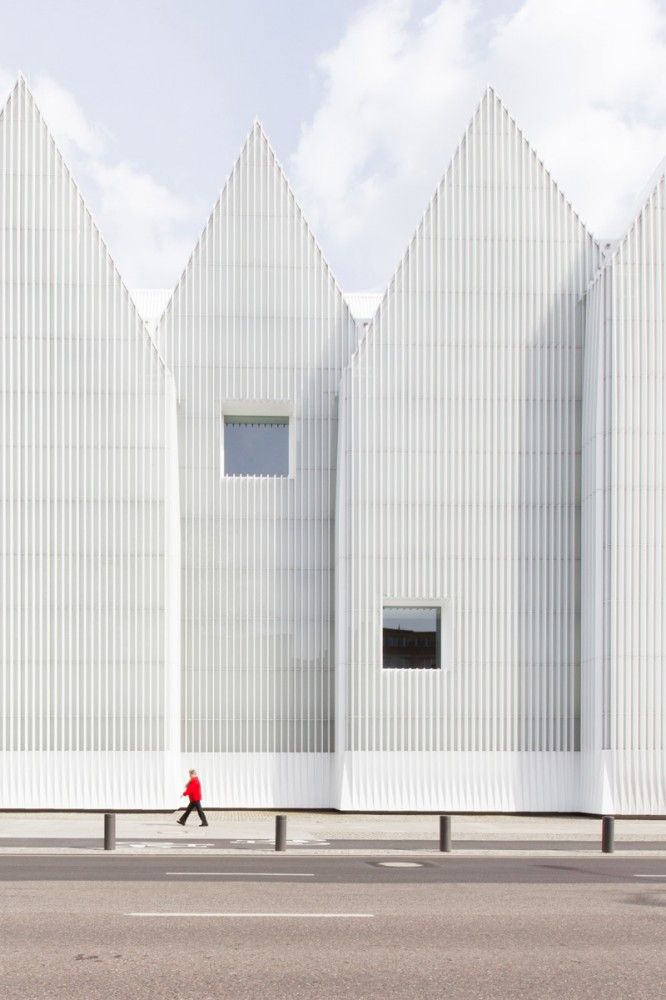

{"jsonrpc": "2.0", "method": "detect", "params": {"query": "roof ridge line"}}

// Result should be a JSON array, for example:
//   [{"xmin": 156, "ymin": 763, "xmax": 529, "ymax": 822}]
[
  {"xmin": 344, "ymin": 85, "xmax": 601, "ymax": 371},
  {"xmin": 0, "ymin": 74, "xmax": 173, "ymax": 376},
  {"xmin": 158, "ymin": 119, "xmax": 355, "ymax": 329}
]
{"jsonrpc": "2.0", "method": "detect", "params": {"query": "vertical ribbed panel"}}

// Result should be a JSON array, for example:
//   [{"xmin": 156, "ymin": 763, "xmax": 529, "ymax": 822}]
[
  {"xmin": 581, "ymin": 171, "xmax": 666, "ymax": 814},
  {"xmin": 336, "ymin": 88, "xmax": 601, "ymax": 810},
  {"xmin": 156, "ymin": 123, "xmax": 358, "ymax": 805},
  {"xmin": 2, "ymin": 78, "xmax": 662, "ymax": 814},
  {"xmin": 0, "ymin": 78, "xmax": 180, "ymax": 808}
]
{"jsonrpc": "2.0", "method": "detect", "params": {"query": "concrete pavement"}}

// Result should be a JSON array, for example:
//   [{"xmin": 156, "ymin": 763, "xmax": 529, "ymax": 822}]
[{"xmin": 1, "ymin": 811, "xmax": 665, "ymax": 856}]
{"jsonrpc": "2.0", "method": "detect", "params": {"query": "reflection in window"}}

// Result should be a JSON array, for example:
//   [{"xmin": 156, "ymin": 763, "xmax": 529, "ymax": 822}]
[
  {"xmin": 224, "ymin": 416, "xmax": 289, "ymax": 477},
  {"xmin": 382, "ymin": 606, "xmax": 441, "ymax": 670}
]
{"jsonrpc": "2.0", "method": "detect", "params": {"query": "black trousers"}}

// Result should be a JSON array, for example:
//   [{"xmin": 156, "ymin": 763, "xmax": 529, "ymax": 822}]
[{"xmin": 180, "ymin": 799, "xmax": 208, "ymax": 826}]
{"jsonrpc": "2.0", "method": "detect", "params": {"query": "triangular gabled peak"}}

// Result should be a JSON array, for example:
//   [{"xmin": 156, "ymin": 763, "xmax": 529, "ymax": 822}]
[
  {"xmin": 0, "ymin": 75, "xmax": 167, "ymax": 368},
  {"xmin": 156, "ymin": 119, "xmax": 357, "ymax": 376},
  {"xmin": 354, "ymin": 85, "xmax": 601, "ymax": 354}
]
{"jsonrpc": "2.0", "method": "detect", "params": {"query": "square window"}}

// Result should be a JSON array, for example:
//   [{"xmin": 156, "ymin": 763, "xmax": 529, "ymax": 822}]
[
  {"xmin": 223, "ymin": 416, "xmax": 290, "ymax": 477},
  {"xmin": 382, "ymin": 606, "xmax": 441, "ymax": 670}
]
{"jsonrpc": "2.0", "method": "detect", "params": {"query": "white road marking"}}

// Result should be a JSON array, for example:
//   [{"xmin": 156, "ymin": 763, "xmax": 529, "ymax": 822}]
[
  {"xmin": 127, "ymin": 912, "xmax": 374, "ymax": 918},
  {"xmin": 165, "ymin": 871, "xmax": 315, "ymax": 877},
  {"xmin": 229, "ymin": 839, "xmax": 330, "ymax": 846},
  {"xmin": 120, "ymin": 842, "xmax": 215, "ymax": 849},
  {"xmin": 633, "ymin": 874, "xmax": 666, "ymax": 878},
  {"xmin": 379, "ymin": 861, "xmax": 423, "ymax": 868}
]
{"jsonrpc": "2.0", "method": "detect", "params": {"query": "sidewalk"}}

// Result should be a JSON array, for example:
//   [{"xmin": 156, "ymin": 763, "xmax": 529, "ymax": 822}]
[{"xmin": 1, "ymin": 811, "xmax": 666, "ymax": 856}]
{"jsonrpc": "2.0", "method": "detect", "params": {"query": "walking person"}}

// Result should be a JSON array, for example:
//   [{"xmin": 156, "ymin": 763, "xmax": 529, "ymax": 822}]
[{"xmin": 177, "ymin": 769, "xmax": 209, "ymax": 827}]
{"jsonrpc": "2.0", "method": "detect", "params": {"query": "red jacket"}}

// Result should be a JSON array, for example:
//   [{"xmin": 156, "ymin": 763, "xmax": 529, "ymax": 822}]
[{"xmin": 184, "ymin": 777, "xmax": 202, "ymax": 801}]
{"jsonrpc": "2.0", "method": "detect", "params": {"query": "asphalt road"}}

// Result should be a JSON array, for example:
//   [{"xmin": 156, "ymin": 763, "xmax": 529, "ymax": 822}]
[
  {"xmin": 1, "ymin": 854, "xmax": 666, "ymax": 882},
  {"xmin": 3, "ymin": 857, "xmax": 666, "ymax": 999}
]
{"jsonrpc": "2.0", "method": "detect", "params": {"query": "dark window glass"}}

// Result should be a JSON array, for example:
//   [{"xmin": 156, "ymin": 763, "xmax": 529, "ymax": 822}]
[
  {"xmin": 382, "ymin": 606, "xmax": 440, "ymax": 670},
  {"xmin": 224, "ymin": 416, "xmax": 289, "ymax": 477}
]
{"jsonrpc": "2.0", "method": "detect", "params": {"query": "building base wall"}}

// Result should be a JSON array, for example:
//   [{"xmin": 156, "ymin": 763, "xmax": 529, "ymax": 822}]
[
  {"xmin": 185, "ymin": 753, "xmax": 333, "ymax": 809},
  {"xmin": 335, "ymin": 751, "xmax": 580, "ymax": 812},
  {"xmin": 2, "ymin": 749, "xmax": 665, "ymax": 813},
  {"xmin": 0, "ymin": 752, "xmax": 332, "ymax": 810},
  {"xmin": 579, "ymin": 749, "xmax": 666, "ymax": 815},
  {"xmin": 0, "ymin": 752, "xmax": 183, "ymax": 810}
]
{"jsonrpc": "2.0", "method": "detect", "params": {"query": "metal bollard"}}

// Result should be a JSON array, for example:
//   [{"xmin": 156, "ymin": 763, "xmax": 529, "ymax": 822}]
[
  {"xmin": 275, "ymin": 814, "xmax": 287, "ymax": 852},
  {"xmin": 104, "ymin": 813, "xmax": 116, "ymax": 851},
  {"xmin": 439, "ymin": 814, "xmax": 452, "ymax": 853},
  {"xmin": 601, "ymin": 815, "xmax": 615, "ymax": 854}
]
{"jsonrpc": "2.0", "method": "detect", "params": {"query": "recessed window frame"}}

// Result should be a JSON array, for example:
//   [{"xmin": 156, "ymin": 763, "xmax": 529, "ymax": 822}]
[
  {"xmin": 221, "ymin": 400, "xmax": 295, "ymax": 479},
  {"xmin": 381, "ymin": 599, "xmax": 449, "ymax": 672}
]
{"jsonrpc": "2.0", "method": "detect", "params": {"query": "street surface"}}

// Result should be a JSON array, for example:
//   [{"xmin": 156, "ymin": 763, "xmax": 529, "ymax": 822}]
[
  {"xmin": 2, "ymin": 854, "xmax": 666, "ymax": 882},
  {"xmin": 1, "ymin": 855, "xmax": 666, "ymax": 998}
]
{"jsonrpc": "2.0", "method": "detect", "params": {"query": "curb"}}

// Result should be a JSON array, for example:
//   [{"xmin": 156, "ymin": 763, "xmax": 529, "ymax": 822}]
[{"xmin": 1, "ymin": 848, "xmax": 666, "ymax": 859}]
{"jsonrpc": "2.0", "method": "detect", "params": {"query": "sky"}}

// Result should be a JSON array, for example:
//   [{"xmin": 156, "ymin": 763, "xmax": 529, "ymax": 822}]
[{"xmin": 2, "ymin": 0, "xmax": 666, "ymax": 292}]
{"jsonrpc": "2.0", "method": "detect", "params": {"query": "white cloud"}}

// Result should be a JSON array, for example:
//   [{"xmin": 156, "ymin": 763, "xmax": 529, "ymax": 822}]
[
  {"xmin": 88, "ymin": 158, "xmax": 198, "ymax": 289},
  {"xmin": 489, "ymin": 0, "xmax": 666, "ymax": 237},
  {"xmin": 292, "ymin": 0, "xmax": 666, "ymax": 289},
  {"xmin": 292, "ymin": 0, "xmax": 479, "ymax": 285},
  {"xmin": 5, "ymin": 4, "xmax": 666, "ymax": 293},
  {"xmin": 33, "ymin": 75, "xmax": 107, "ymax": 159},
  {"xmin": 2, "ymin": 73, "xmax": 199, "ymax": 289}
]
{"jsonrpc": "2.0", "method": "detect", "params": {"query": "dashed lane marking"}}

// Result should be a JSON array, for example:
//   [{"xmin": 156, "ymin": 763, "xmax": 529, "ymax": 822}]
[
  {"xmin": 122, "ymin": 842, "xmax": 216, "ymax": 849},
  {"xmin": 127, "ymin": 912, "xmax": 374, "ymax": 918},
  {"xmin": 165, "ymin": 871, "xmax": 315, "ymax": 877},
  {"xmin": 229, "ymin": 839, "xmax": 330, "ymax": 846}
]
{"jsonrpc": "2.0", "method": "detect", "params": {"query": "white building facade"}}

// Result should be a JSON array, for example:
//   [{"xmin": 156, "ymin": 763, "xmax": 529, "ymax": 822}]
[{"xmin": 1, "ymin": 78, "xmax": 665, "ymax": 812}]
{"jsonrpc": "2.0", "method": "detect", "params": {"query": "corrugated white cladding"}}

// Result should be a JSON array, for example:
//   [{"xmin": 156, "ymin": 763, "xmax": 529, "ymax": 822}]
[
  {"xmin": 581, "ymin": 169, "xmax": 666, "ymax": 815},
  {"xmin": 335, "ymin": 88, "xmax": 602, "ymax": 810},
  {"xmin": 156, "ymin": 122, "xmax": 358, "ymax": 805},
  {"xmin": 0, "ymin": 79, "xmax": 181, "ymax": 808}
]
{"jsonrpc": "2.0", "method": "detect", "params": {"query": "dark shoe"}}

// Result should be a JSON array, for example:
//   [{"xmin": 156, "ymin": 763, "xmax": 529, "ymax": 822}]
[
  {"xmin": 177, "ymin": 818, "xmax": 186, "ymax": 826},
  {"xmin": 200, "ymin": 823, "xmax": 209, "ymax": 827}
]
